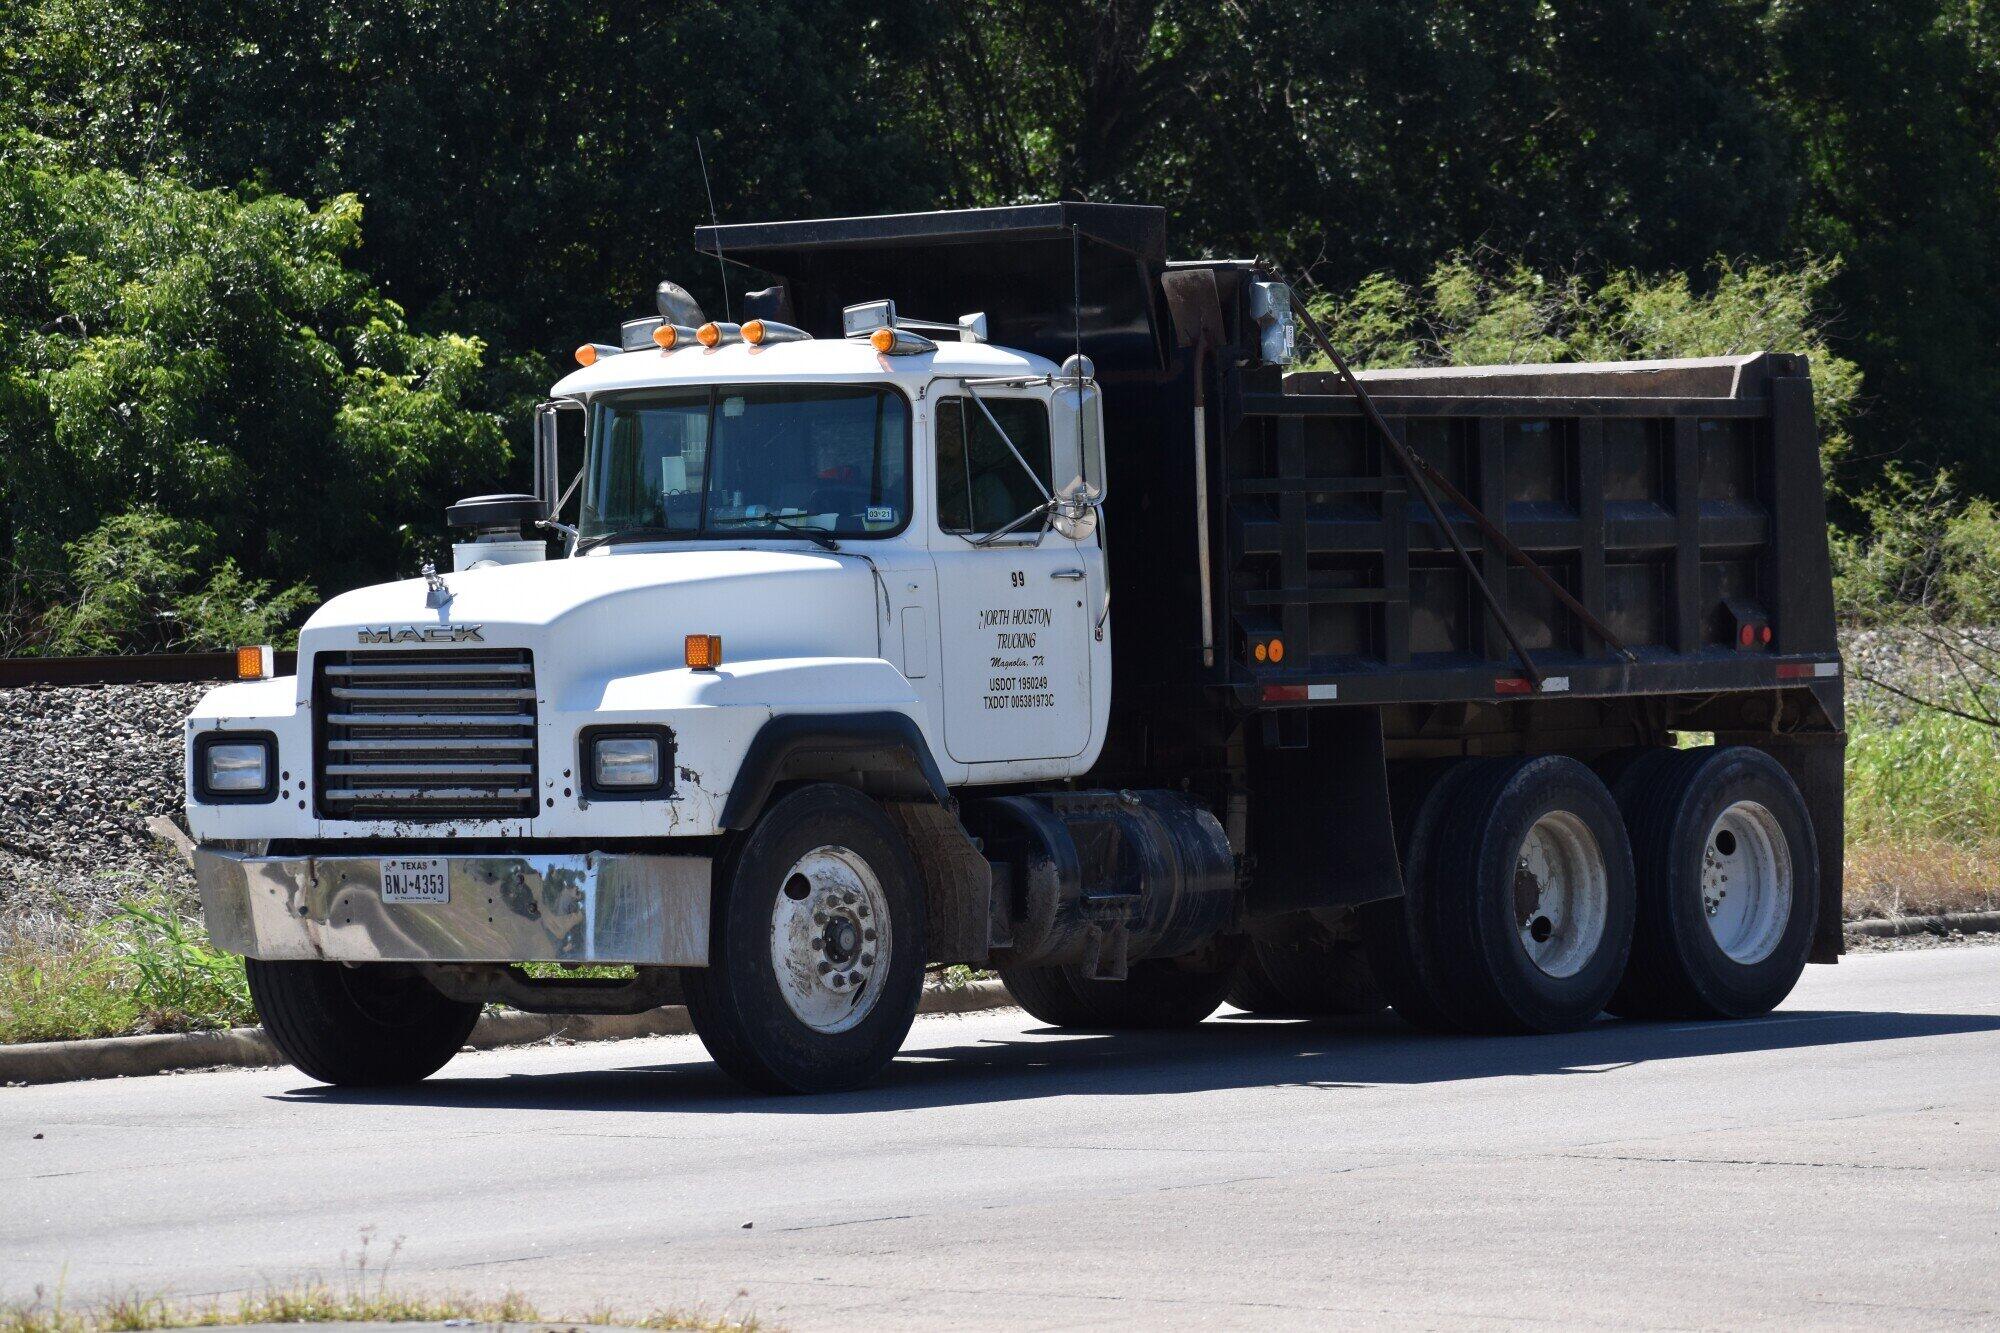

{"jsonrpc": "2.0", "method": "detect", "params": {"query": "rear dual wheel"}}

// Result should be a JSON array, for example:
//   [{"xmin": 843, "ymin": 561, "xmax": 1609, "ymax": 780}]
[
  {"xmin": 1226, "ymin": 917, "xmax": 1381, "ymax": 1017},
  {"xmin": 1002, "ymin": 958, "xmax": 1235, "ymax": 1029},
  {"xmin": 1363, "ymin": 746, "xmax": 1818, "ymax": 1035},
  {"xmin": 1607, "ymin": 746, "xmax": 1819, "ymax": 1020},
  {"xmin": 1365, "ymin": 755, "xmax": 1638, "ymax": 1033}
]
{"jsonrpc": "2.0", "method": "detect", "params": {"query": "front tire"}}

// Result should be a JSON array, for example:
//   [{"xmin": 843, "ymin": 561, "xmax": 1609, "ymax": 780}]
[
  {"xmin": 683, "ymin": 784, "xmax": 926, "ymax": 1094},
  {"xmin": 246, "ymin": 959, "xmax": 481, "ymax": 1087}
]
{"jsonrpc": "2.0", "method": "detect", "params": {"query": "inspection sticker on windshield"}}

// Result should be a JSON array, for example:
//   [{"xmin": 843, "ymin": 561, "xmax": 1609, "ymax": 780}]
[
  {"xmin": 380, "ymin": 857, "xmax": 449, "ymax": 903},
  {"xmin": 866, "ymin": 506, "xmax": 897, "ymax": 524}
]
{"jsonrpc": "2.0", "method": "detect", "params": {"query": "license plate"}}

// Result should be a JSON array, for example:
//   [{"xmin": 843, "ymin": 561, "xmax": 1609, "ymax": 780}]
[{"xmin": 380, "ymin": 857, "xmax": 449, "ymax": 903}]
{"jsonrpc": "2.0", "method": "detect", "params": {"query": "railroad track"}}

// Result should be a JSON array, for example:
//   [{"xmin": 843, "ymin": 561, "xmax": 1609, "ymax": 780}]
[{"xmin": 0, "ymin": 652, "xmax": 298, "ymax": 688}]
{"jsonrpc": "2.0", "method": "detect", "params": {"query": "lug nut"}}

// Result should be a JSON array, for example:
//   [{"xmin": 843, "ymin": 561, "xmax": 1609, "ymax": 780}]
[
  {"xmin": 831, "ymin": 973, "xmax": 847, "ymax": 987},
  {"xmin": 860, "ymin": 953, "xmax": 873, "ymax": 967},
  {"xmin": 863, "ymin": 928, "xmax": 877, "ymax": 942},
  {"xmin": 818, "ymin": 961, "xmax": 832, "ymax": 974}
]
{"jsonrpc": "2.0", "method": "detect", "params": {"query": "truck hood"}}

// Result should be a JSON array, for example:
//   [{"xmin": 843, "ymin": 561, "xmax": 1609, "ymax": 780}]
[{"xmin": 301, "ymin": 548, "xmax": 882, "ymax": 680}]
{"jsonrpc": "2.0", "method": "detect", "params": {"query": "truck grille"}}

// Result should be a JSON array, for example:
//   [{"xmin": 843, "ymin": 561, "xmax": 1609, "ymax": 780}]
[{"xmin": 313, "ymin": 649, "xmax": 538, "ymax": 821}]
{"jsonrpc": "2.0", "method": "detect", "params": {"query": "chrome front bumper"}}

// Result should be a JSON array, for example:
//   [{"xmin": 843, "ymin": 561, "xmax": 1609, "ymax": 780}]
[{"xmin": 196, "ymin": 848, "xmax": 710, "ymax": 966}]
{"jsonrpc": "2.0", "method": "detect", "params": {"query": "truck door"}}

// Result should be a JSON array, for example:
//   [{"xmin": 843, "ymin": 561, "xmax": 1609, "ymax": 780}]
[{"xmin": 930, "ymin": 390, "xmax": 1097, "ymax": 766}]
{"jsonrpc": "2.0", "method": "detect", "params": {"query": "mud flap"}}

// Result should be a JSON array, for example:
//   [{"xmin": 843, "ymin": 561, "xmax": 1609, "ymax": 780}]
[{"xmin": 1245, "ymin": 705, "xmax": 1403, "ymax": 916}]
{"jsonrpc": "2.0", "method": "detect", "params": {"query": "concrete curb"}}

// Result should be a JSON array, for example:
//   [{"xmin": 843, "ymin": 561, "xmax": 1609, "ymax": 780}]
[
  {"xmin": 1846, "ymin": 909, "xmax": 2000, "ymax": 939},
  {"xmin": 0, "ymin": 979, "xmax": 1015, "ymax": 1088}
]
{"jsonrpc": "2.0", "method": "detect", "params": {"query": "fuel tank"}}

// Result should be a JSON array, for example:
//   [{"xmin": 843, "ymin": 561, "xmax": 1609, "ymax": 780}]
[{"xmin": 966, "ymin": 789, "xmax": 1236, "ymax": 976}]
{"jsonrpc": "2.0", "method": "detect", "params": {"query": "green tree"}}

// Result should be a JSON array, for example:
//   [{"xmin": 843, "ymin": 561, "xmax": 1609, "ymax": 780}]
[
  {"xmin": 40, "ymin": 508, "xmax": 315, "ymax": 653},
  {"xmin": 1307, "ymin": 251, "xmax": 1861, "ymax": 464},
  {"xmin": 0, "ymin": 132, "xmax": 510, "ymax": 618}
]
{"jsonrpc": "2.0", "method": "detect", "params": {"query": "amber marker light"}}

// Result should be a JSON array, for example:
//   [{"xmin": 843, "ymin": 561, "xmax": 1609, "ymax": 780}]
[
  {"xmin": 870, "ymin": 326, "xmax": 896, "ymax": 354},
  {"xmin": 653, "ymin": 324, "xmax": 678, "ymax": 349},
  {"xmin": 574, "ymin": 344, "xmax": 598, "ymax": 366},
  {"xmin": 697, "ymin": 322, "xmax": 722, "ymax": 347},
  {"xmin": 685, "ymin": 634, "xmax": 723, "ymax": 671},
  {"xmin": 235, "ymin": 644, "xmax": 274, "ymax": 680},
  {"xmin": 743, "ymin": 319, "xmax": 767, "ymax": 345}
]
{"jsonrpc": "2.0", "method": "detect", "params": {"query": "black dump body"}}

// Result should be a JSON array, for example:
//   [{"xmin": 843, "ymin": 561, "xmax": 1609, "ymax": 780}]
[
  {"xmin": 698, "ymin": 202, "xmax": 1842, "ymax": 718},
  {"xmin": 701, "ymin": 202, "xmax": 1846, "ymax": 959}
]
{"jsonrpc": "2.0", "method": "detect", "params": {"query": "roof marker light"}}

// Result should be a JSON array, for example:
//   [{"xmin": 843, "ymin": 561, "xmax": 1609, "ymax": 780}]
[
  {"xmin": 742, "ymin": 319, "xmax": 810, "ymax": 346},
  {"xmin": 654, "ymin": 324, "xmax": 698, "ymax": 350},
  {"xmin": 697, "ymin": 321, "xmax": 742, "ymax": 348},
  {"xmin": 868, "ymin": 326, "xmax": 938, "ymax": 356}
]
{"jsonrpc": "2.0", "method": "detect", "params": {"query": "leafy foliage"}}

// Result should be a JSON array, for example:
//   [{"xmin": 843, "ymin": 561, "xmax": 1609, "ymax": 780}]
[
  {"xmin": 37, "ymin": 509, "xmax": 315, "ymax": 653},
  {"xmin": 0, "ymin": 132, "xmax": 510, "ymax": 648},
  {"xmin": 3, "ymin": 0, "xmax": 1999, "ymax": 648},
  {"xmin": 1306, "ymin": 252, "xmax": 1861, "ymax": 464}
]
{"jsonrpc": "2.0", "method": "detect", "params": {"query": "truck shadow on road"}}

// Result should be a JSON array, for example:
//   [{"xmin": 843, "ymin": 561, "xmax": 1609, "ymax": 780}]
[{"xmin": 276, "ymin": 1005, "xmax": 2000, "ymax": 1113}]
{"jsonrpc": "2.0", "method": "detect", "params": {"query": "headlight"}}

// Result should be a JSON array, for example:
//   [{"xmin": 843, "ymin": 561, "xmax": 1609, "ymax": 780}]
[
  {"xmin": 195, "ymin": 732, "xmax": 276, "ymax": 803},
  {"xmin": 583, "ymin": 728, "xmax": 674, "ymax": 798}
]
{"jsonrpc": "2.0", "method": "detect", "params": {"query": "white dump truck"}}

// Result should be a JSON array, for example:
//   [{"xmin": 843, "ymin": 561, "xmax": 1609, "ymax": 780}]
[{"xmin": 188, "ymin": 204, "xmax": 1846, "ymax": 1092}]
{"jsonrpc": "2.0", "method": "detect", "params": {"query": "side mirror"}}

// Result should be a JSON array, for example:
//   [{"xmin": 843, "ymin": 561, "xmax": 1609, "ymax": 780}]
[
  {"xmin": 533, "ymin": 399, "xmax": 585, "ymax": 518},
  {"xmin": 533, "ymin": 403, "xmax": 558, "ymax": 509},
  {"xmin": 1053, "ymin": 357, "xmax": 1106, "ymax": 510}
]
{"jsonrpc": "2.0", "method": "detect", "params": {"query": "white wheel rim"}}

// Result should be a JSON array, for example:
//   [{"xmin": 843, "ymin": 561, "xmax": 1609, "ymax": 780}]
[
  {"xmin": 1701, "ymin": 800, "xmax": 1793, "ymax": 964},
  {"xmin": 768, "ymin": 845, "xmax": 891, "ymax": 1034},
  {"xmin": 1513, "ymin": 811, "xmax": 1610, "ymax": 979}
]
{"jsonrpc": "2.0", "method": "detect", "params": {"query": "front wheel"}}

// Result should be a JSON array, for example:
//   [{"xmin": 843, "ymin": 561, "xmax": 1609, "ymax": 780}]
[
  {"xmin": 683, "ymin": 784, "xmax": 926, "ymax": 1094},
  {"xmin": 246, "ymin": 959, "xmax": 481, "ymax": 1087}
]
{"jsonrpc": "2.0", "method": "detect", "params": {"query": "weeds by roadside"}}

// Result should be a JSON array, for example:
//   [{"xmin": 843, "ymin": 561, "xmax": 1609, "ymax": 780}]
[
  {"xmin": 0, "ymin": 1286, "xmax": 763, "ymax": 1333},
  {"xmin": 0, "ymin": 899, "xmax": 251, "ymax": 1045},
  {"xmin": 1, "ymin": 1233, "xmax": 768, "ymax": 1333}
]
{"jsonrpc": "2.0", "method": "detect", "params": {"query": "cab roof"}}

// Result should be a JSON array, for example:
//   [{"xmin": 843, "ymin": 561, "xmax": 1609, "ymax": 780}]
[{"xmin": 549, "ymin": 336, "xmax": 1060, "ymax": 399}]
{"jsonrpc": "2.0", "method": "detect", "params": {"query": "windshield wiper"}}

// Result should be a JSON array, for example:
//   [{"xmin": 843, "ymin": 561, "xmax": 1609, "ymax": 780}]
[
  {"xmin": 574, "ymin": 526, "xmax": 686, "ymax": 554},
  {"xmin": 709, "ymin": 514, "xmax": 839, "ymax": 550}
]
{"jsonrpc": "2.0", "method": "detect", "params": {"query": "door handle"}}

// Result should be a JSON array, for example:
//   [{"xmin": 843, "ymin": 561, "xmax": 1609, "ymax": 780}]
[{"xmin": 1051, "ymin": 568, "xmax": 1086, "ymax": 581}]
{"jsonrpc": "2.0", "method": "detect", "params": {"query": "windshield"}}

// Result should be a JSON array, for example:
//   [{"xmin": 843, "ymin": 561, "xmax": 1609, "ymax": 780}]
[{"xmin": 579, "ymin": 384, "xmax": 911, "ymax": 544}]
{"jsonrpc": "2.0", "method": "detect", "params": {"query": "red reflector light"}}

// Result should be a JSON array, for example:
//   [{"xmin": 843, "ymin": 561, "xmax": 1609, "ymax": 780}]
[
  {"xmin": 1776, "ymin": 663, "xmax": 1815, "ymax": 680},
  {"xmin": 1739, "ymin": 624, "xmax": 1756, "ymax": 647},
  {"xmin": 1261, "ymin": 684, "xmax": 1308, "ymax": 703},
  {"xmin": 1761, "ymin": 625, "xmax": 1773, "ymax": 644},
  {"xmin": 1494, "ymin": 676, "xmax": 1535, "ymax": 695}
]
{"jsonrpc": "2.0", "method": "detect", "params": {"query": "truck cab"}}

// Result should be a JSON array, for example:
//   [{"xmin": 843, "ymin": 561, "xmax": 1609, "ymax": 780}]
[{"xmin": 189, "ymin": 204, "xmax": 1844, "ymax": 1093}]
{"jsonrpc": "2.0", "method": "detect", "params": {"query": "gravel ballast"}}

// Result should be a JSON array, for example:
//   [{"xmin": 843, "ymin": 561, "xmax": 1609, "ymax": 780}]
[{"xmin": 0, "ymin": 682, "xmax": 207, "ymax": 919}]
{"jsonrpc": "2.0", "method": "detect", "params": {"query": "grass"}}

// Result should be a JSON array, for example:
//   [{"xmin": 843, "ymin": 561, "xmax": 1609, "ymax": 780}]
[
  {"xmin": 1843, "ymin": 697, "xmax": 2000, "ymax": 919},
  {"xmin": 0, "ymin": 900, "xmax": 252, "ymax": 1045},
  {"xmin": 0, "ymin": 1287, "xmax": 764, "ymax": 1333},
  {"xmin": 3, "ymin": 1234, "xmax": 769, "ymax": 1333}
]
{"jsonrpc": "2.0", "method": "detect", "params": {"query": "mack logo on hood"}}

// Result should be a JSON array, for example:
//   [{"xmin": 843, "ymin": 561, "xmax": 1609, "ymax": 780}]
[{"xmin": 358, "ymin": 625, "xmax": 485, "ymax": 644}]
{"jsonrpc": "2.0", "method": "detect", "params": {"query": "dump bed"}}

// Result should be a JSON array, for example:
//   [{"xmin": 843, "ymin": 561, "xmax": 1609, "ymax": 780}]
[
  {"xmin": 696, "ymin": 205, "xmax": 1842, "ymax": 715},
  {"xmin": 1210, "ymin": 352, "xmax": 1841, "ymax": 707}
]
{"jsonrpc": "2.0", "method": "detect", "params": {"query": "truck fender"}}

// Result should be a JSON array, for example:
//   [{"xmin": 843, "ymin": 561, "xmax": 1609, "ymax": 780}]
[{"xmin": 719, "ymin": 711, "xmax": 950, "ymax": 831}]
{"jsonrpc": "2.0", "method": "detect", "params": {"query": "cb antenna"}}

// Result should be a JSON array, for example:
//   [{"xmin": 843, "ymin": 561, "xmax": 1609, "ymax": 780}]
[{"xmin": 695, "ymin": 134, "xmax": 732, "ymax": 323}]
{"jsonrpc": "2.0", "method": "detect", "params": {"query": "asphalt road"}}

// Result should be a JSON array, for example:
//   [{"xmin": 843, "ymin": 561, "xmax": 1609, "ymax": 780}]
[{"xmin": 4, "ymin": 944, "xmax": 1998, "ymax": 1331}]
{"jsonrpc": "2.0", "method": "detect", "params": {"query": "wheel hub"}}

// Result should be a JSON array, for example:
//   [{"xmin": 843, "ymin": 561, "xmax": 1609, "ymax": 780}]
[
  {"xmin": 1513, "ymin": 810, "xmax": 1610, "ymax": 979},
  {"xmin": 1701, "ymin": 800, "xmax": 1792, "ymax": 964},
  {"xmin": 769, "ymin": 846, "xmax": 890, "ymax": 1033}
]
